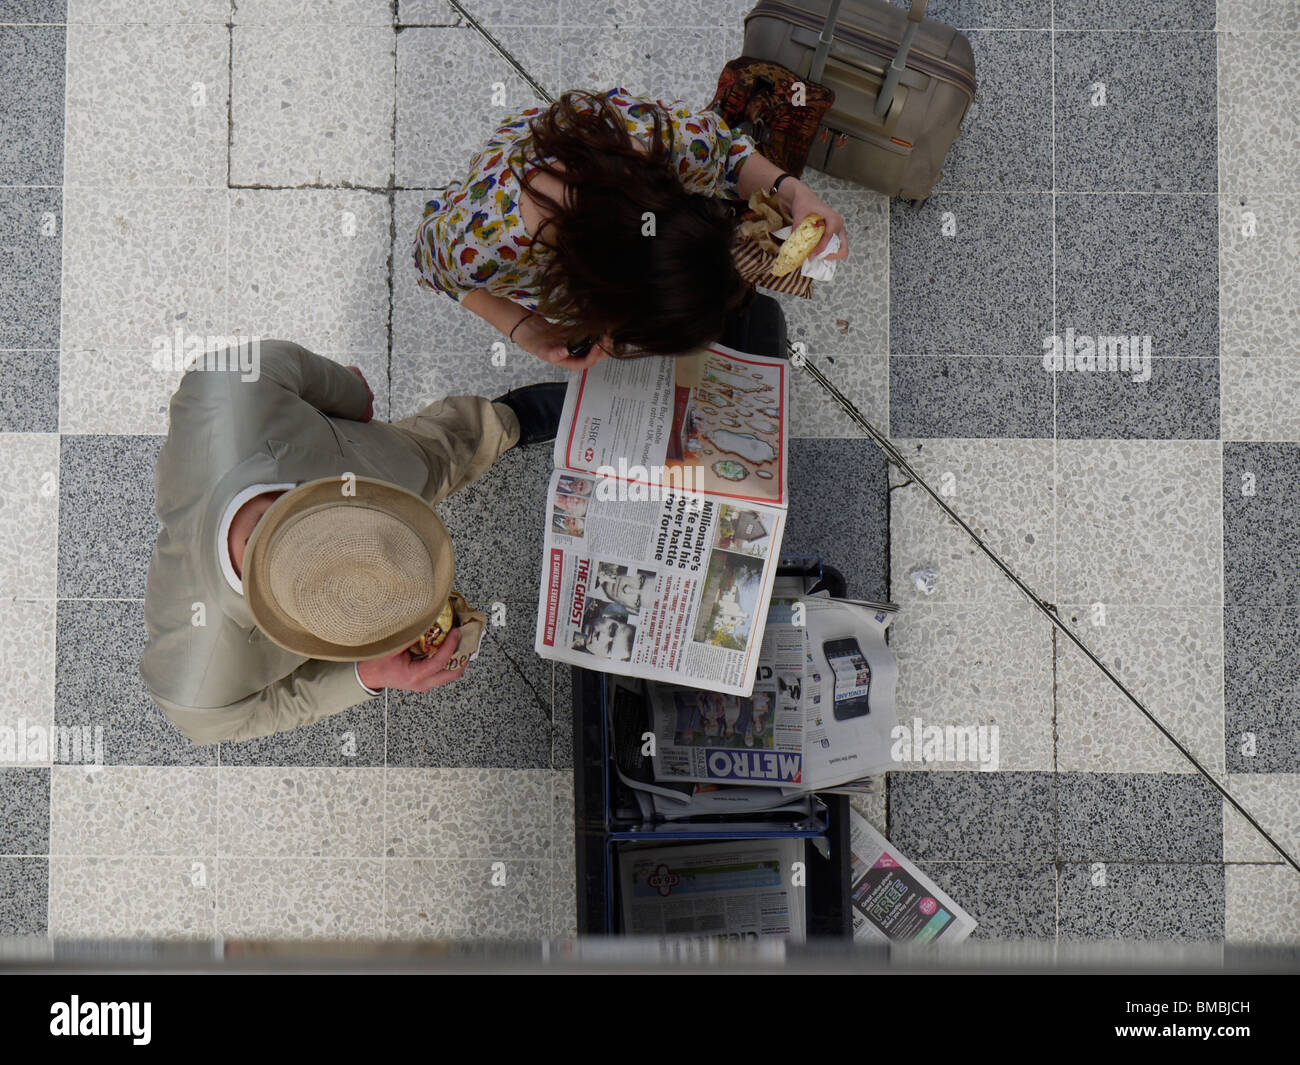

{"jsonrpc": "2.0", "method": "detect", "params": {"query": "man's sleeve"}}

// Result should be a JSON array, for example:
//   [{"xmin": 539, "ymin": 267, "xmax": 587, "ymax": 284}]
[
  {"xmin": 245, "ymin": 340, "xmax": 372, "ymax": 421},
  {"xmin": 148, "ymin": 658, "xmax": 378, "ymax": 746}
]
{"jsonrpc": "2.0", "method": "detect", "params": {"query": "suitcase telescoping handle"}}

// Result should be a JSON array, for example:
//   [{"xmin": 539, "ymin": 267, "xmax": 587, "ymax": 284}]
[{"xmin": 808, "ymin": 0, "xmax": 930, "ymax": 119}]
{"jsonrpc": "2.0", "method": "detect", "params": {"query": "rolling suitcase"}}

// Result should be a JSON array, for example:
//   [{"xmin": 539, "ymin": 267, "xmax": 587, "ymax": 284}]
[{"xmin": 741, "ymin": 0, "xmax": 976, "ymax": 202}]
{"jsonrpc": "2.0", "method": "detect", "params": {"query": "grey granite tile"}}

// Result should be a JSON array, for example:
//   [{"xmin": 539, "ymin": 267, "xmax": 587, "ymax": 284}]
[
  {"xmin": 387, "ymin": 597, "xmax": 554, "ymax": 769},
  {"xmin": 785, "ymin": 437, "xmax": 889, "ymax": 602},
  {"xmin": 1219, "ymin": 31, "xmax": 1300, "ymax": 197},
  {"xmin": 1225, "ymin": 865, "xmax": 1300, "ymax": 944},
  {"xmin": 1055, "ymin": 357, "xmax": 1219, "ymax": 440},
  {"xmin": 940, "ymin": 31, "xmax": 1051, "ymax": 192},
  {"xmin": 1058, "ymin": 862, "xmax": 1224, "ymax": 941},
  {"xmin": 1223, "ymin": 605, "xmax": 1300, "ymax": 774},
  {"xmin": 231, "ymin": 23, "xmax": 394, "ymax": 187},
  {"xmin": 65, "ymin": 24, "xmax": 227, "ymax": 188},
  {"xmin": 1054, "ymin": 32, "xmax": 1217, "ymax": 192},
  {"xmin": 54, "ymin": 599, "xmax": 217, "ymax": 767},
  {"xmin": 1057, "ymin": 772, "xmax": 1223, "ymax": 861},
  {"xmin": 1057, "ymin": 0, "xmax": 1215, "ymax": 29},
  {"xmin": 889, "ymin": 357, "xmax": 1053, "ymax": 438},
  {"xmin": 916, "ymin": 862, "xmax": 1056, "ymax": 940},
  {"xmin": 0, "ymin": 766, "xmax": 49, "ymax": 854},
  {"xmin": 553, "ymin": 661, "xmax": 573, "ymax": 770},
  {"xmin": 887, "ymin": 771, "xmax": 1056, "ymax": 860},
  {"xmin": 918, "ymin": 0, "xmax": 1051, "ymax": 27},
  {"xmin": 217, "ymin": 701, "xmax": 386, "ymax": 767},
  {"xmin": 1223, "ymin": 443, "xmax": 1300, "ymax": 605},
  {"xmin": 1222, "ymin": 357, "xmax": 1300, "ymax": 442},
  {"xmin": 434, "ymin": 443, "xmax": 552, "ymax": 607},
  {"xmin": 1220, "ymin": 196, "xmax": 1299, "ymax": 361},
  {"xmin": 402, "ymin": 0, "xmax": 560, "ymax": 24},
  {"xmin": 395, "ymin": 27, "xmax": 561, "ymax": 188},
  {"xmin": 1055, "ymin": 194, "xmax": 1219, "ymax": 360},
  {"xmin": 57, "ymin": 434, "xmax": 163, "ymax": 599},
  {"xmin": 790, "ymin": 354, "xmax": 888, "ymax": 438},
  {"xmin": 0, "ymin": 1, "xmax": 67, "ymax": 21},
  {"xmin": 0, "ymin": 351, "xmax": 58, "ymax": 432},
  {"xmin": 560, "ymin": 27, "xmax": 741, "ymax": 115},
  {"xmin": 0, "ymin": 189, "xmax": 61, "ymax": 349},
  {"xmin": 0, "ymin": 26, "xmax": 65, "ymax": 186},
  {"xmin": 0, "ymin": 857, "xmax": 47, "ymax": 935},
  {"xmin": 889, "ymin": 195, "xmax": 1052, "ymax": 357}
]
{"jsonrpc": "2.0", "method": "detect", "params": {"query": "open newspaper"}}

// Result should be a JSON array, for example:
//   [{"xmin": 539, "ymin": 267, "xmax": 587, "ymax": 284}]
[
  {"xmin": 646, "ymin": 590, "xmax": 901, "ymax": 792},
  {"xmin": 619, "ymin": 838, "xmax": 806, "ymax": 941},
  {"xmin": 534, "ymin": 343, "xmax": 789, "ymax": 695}
]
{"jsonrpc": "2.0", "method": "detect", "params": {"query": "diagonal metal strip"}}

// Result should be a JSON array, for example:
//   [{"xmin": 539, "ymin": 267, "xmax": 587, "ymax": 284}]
[
  {"xmin": 445, "ymin": 0, "xmax": 556, "ymax": 105},
  {"xmin": 796, "ymin": 348, "xmax": 1300, "ymax": 877}
]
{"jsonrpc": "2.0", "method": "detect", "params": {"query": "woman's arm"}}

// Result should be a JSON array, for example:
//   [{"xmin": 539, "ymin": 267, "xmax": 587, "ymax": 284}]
[
  {"xmin": 461, "ymin": 290, "xmax": 611, "ymax": 371},
  {"xmin": 734, "ymin": 152, "xmax": 850, "ymax": 261}
]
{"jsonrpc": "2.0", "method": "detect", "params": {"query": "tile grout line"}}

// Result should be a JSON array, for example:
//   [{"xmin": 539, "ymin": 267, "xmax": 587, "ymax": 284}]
[{"xmin": 1050, "ymin": 0, "xmax": 1060, "ymax": 949}]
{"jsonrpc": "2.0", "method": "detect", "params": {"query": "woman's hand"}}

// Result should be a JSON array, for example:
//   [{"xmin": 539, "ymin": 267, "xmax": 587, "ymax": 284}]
[
  {"xmin": 515, "ymin": 314, "xmax": 613, "ymax": 372},
  {"xmin": 787, "ymin": 181, "xmax": 849, "ymax": 261}
]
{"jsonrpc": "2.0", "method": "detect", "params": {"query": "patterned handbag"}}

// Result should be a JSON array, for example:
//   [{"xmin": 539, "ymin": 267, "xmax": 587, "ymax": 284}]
[{"xmin": 708, "ymin": 56, "xmax": 836, "ymax": 178}]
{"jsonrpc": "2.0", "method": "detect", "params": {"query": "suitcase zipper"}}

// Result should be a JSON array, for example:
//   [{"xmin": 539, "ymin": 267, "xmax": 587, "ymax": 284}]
[{"xmin": 750, "ymin": 0, "xmax": 977, "ymax": 99}]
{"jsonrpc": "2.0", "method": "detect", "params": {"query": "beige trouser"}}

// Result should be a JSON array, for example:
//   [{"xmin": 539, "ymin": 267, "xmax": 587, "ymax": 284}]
[{"xmin": 388, "ymin": 395, "xmax": 522, "ymax": 506}]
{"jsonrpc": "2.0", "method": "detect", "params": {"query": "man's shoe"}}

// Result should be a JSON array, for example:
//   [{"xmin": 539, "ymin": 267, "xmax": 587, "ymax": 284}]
[{"xmin": 494, "ymin": 382, "xmax": 567, "ymax": 447}]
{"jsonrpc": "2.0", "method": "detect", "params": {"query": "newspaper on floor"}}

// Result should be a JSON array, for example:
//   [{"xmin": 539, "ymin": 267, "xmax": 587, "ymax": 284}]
[
  {"xmin": 534, "ymin": 343, "xmax": 790, "ymax": 696},
  {"xmin": 645, "ymin": 591, "xmax": 900, "ymax": 792},
  {"xmin": 619, "ymin": 838, "xmax": 806, "ymax": 941},
  {"xmin": 848, "ymin": 810, "xmax": 977, "ymax": 944}
]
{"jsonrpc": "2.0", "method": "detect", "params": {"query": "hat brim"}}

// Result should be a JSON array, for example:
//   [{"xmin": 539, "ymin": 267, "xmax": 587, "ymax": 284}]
[{"xmin": 243, "ymin": 477, "xmax": 454, "ymax": 662}]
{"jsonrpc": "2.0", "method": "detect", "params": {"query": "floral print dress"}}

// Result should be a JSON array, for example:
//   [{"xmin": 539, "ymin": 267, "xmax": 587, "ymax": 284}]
[{"xmin": 411, "ymin": 87, "xmax": 759, "ymax": 312}]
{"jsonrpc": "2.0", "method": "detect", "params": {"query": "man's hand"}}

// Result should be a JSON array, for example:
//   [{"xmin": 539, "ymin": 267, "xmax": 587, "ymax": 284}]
[
  {"xmin": 787, "ymin": 181, "xmax": 849, "ymax": 262},
  {"xmin": 356, "ymin": 629, "xmax": 470, "ymax": 693},
  {"xmin": 346, "ymin": 365, "xmax": 375, "ymax": 422}
]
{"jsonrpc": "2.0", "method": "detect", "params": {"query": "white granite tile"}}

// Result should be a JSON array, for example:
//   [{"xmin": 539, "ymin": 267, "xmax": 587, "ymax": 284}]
[
  {"xmin": 384, "ymin": 767, "xmax": 551, "ymax": 859},
  {"xmin": 60, "ymin": 187, "xmax": 227, "ymax": 352},
  {"xmin": 217, "ymin": 858, "xmax": 384, "ymax": 939},
  {"xmin": 50, "ymin": 765, "xmax": 218, "ymax": 855},
  {"xmin": 1222, "ymin": 773, "xmax": 1300, "ymax": 862},
  {"xmin": 395, "ymin": 27, "xmax": 561, "ymax": 188},
  {"xmin": 890, "ymin": 599, "xmax": 1055, "ymax": 771},
  {"xmin": 64, "ymin": 24, "xmax": 227, "ymax": 188},
  {"xmin": 1219, "ymin": 31, "xmax": 1300, "ymax": 197},
  {"xmin": 231, "ymin": 22, "xmax": 395, "ymax": 187},
  {"xmin": 560, "ymin": 26, "xmax": 742, "ymax": 109},
  {"xmin": 1216, "ymin": 0, "xmax": 1300, "ymax": 30},
  {"xmin": 235, "ymin": 0, "xmax": 396, "ymax": 21},
  {"xmin": 227, "ymin": 189, "xmax": 390, "ymax": 352},
  {"xmin": 59, "ymin": 348, "xmax": 184, "ymax": 436},
  {"xmin": 549, "ymin": 770, "xmax": 575, "ymax": 937},
  {"xmin": 219, "ymin": 767, "xmax": 384, "ymax": 858},
  {"xmin": 0, "ymin": 598, "xmax": 54, "ymax": 756},
  {"xmin": 401, "ymin": 0, "xmax": 561, "ymax": 24},
  {"xmin": 789, "ymin": 354, "xmax": 887, "ymax": 439},
  {"xmin": 890, "ymin": 438, "xmax": 1055, "ymax": 605},
  {"xmin": 1057, "ymin": 605, "xmax": 1225, "ymax": 774},
  {"xmin": 1056, "ymin": 441, "xmax": 1223, "ymax": 606},
  {"xmin": 0, "ymin": 433, "xmax": 59, "ymax": 599},
  {"xmin": 67, "ymin": 0, "xmax": 230, "ymax": 21},
  {"xmin": 1220, "ymin": 196, "xmax": 1298, "ymax": 361},
  {"xmin": 1225, "ymin": 864, "xmax": 1300, "ymax": 944},
  {"xmin": 848, "ymin": 786, "xmax": 887, "ymax": 836},
  {"xmin": 385, "ymin": 858, "xmax": 549, "ymax": 938},
  {"xmin": 50, "ymin": 856, "xmax": 216, "ymax": 939},
  {"xmin": 1222, "ymin": 357, "xmax": 1300, "ymax": 441}
]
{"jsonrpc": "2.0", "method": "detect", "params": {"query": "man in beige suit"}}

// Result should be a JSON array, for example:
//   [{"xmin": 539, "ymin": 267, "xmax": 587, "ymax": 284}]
[{"xmin": 140, "ymin": 339, "xmax": 562, "ymax": 745}]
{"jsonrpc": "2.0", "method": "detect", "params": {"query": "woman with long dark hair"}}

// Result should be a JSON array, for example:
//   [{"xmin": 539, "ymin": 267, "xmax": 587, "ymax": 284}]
[{"xmin": 413, "ymin": 87, "xmax": 849, "ymax": 369}]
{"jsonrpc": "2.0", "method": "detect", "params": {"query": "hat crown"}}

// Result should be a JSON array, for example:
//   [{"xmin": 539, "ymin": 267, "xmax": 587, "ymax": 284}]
[{"xmin": 266, "ymin": 505, "xmax": 439, "ymax": 647}]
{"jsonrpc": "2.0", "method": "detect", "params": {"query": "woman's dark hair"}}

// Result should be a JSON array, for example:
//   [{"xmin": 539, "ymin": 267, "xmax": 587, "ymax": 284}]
[{"xmin": 508, "ymin": 89, "xmax": 753, "ymax": 358}]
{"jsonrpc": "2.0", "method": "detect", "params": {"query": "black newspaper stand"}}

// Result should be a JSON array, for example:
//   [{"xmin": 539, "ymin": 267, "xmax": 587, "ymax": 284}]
[{"xmin": 571, "ymin": 556, "xmax": 855, "ymax": 937}]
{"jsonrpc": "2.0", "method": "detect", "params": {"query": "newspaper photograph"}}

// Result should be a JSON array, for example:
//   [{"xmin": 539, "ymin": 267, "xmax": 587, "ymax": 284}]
[
  {"xmin": 848, "ymin": 811, "xmax": 977, "ymax": 945},
  {"xmin": 554, "ymin": 343, "xmax": 789, "ymax": 505},
  {"xmin": 534, "ymin": 469, "xmax": 786, "ymax": 695},
  {"xmin": 618, "ymin": 839, "xmax": 806, "ymax": 941}
]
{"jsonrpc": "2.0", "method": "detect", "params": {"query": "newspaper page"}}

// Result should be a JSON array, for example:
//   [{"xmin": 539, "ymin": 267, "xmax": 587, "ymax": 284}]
[
  {"xmin": 618, "ymin": 839, "xmax": 806, "ymax": 942},
  {"xmin": 554, "ymin": 342, "xmax": 789, "ymax": 506},
  {"xmin": 848, "ymin": 811, "xmax": 977, "ymax": 945},
  {"xmin": 534, "ymin": 468, "xmax": 786, "ymax": 695},
  {"xmin": 646, "ymin": 592, "xmax": 806, "ymax": 785}
]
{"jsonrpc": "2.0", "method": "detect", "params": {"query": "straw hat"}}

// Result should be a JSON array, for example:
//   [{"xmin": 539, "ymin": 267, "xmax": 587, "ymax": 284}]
[{"xmin": 242, "ymin": 477, "xmax": 454, "ymax": 661}]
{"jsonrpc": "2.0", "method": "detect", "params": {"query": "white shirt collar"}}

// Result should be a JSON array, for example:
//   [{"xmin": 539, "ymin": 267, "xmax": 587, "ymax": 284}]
[{"xmin": 217, "ymin": 483, "xmax": 298, "ymax": 595}]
